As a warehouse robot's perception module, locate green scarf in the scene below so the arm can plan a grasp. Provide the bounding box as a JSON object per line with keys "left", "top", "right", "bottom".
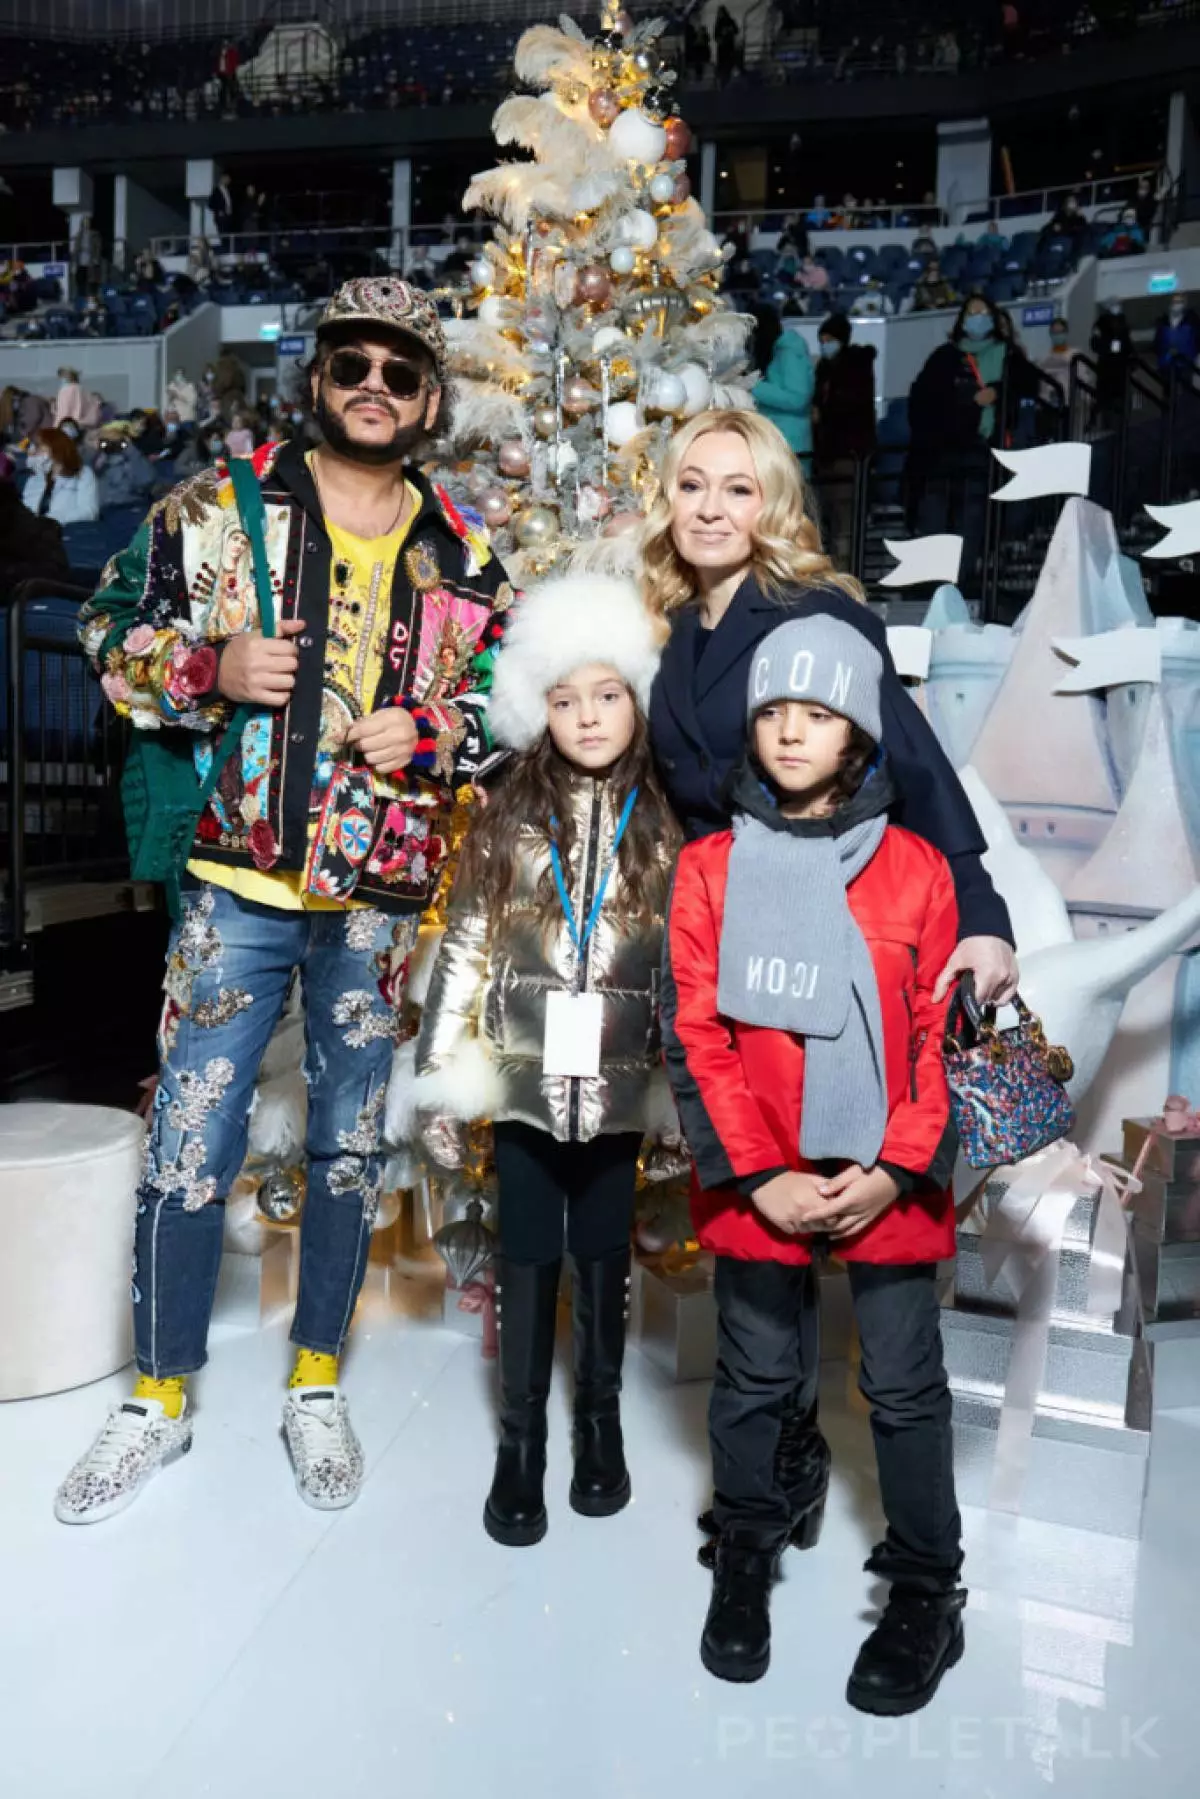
{"left": 957, "top": 334, "right": 1007, "bottom": 440}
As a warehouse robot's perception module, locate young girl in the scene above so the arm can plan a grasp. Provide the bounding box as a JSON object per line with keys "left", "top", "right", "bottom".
{"left": 412, "top": 574, "right": 680, "bottom": 1547}
{"left": 662, "top": 613, "right": 965, "bottom": 1713}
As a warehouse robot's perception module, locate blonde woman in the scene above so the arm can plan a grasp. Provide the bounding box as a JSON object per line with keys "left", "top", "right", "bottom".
{"left": 645, "top": 409, "right": 1017, "bottom": 1568}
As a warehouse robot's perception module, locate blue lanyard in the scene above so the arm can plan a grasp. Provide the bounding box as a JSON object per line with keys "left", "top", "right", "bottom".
{"left": 549, "top": 787, "right": 638, "bottom": 964}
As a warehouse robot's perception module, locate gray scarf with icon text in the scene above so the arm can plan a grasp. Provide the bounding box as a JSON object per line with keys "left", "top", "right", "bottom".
{"left": 717, "top": 809, "right": 889, "bottom": 1168}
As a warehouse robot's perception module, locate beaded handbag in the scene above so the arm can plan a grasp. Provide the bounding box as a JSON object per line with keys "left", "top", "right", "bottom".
{"left": 943, "top": 975, "right": 1075, "bottom": 1169}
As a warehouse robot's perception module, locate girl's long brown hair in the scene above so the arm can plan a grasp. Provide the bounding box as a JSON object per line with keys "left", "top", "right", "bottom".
{"left": 454, "top": 705, "right": 680, "bottom": 939}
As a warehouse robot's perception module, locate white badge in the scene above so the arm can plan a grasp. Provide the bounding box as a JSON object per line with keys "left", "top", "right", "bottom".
{"left": 543, "top": 990, "right": 603, "bottom": 1078}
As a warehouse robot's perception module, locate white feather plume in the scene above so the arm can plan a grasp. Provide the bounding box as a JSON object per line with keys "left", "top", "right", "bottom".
{"left": 447, "top": 380, "right": 529, "bottom": 446}
{"left": 685, "top": 309, "right": 754, "bottom": 371}
{"left": 564, "top": 531, "right": 646, "bottom": 581}
{"left": 463, "top": 163, "right": 577, "bottom": 232}
{"left": 491, "top": 95, "right": 601, "bottom": 174}
{"left": 513, "top": 23, "right": 593, "bottom": 88}
{"left": 384, "top": 1038, "right": 421, "bottom": 1150}
{"left": 247, "top": 1071, "right": 307, "bottom": 1161}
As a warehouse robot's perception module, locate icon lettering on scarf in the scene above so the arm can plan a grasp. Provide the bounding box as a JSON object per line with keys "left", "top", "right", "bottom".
{"left": 747, "top": 956, "right": 820, "bottom": 999}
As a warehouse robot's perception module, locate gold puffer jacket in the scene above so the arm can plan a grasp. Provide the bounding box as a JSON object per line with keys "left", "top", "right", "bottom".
{"left": 414, "top": 775, "right": 677, "bottom": 1143}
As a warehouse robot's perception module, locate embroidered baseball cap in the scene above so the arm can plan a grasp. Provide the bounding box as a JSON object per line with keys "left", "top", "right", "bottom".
{"left": 316, "top": 277, "right": 447, "bottom": 379}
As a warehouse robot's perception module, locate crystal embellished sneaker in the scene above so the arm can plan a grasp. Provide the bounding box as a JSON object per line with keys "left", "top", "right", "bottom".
{"left": 281, "top": 1387, "right": 364, "bottom": 1511}
{"left": 54, "top": 1397, "right": 194, "bottom": 1525}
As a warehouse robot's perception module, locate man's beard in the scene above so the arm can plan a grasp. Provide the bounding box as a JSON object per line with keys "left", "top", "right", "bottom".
{"left": 314, "top": 390, "right": 428, "bottom": 467}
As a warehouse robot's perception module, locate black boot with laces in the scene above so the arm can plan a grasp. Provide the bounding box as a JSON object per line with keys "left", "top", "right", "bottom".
{"left": 700, "top": 1525, "right": 788, "bottom": 1684}
{"left": 846, "top": 1585, "right": 967, "bottom": 1716}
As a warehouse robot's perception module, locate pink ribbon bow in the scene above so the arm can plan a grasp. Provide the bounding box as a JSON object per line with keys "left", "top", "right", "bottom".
{"left": 454, "top": 1269, "right": 498, "bottom": 1360}
{"left": 1130, "top": 1094, "right": 1200, "bottom": 1184}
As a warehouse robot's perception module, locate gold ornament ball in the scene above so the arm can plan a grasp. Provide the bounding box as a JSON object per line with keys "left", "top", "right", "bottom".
{"left": 533, "top": 403, "right": 558, "bottom": 438}
{"left": 497, "top": 439, "right": 531, "bottom": 478}
{"left": 480, "top": 488, "right": 511, "bottom": 527}
{"left": 562, "top": 376, "right": 598, "bottom": 415}
{"left": 587, "top": 88, "right": 621, "bottom": 128}
{"left": 514, "top": 505, "right": 559, "bottom": 548}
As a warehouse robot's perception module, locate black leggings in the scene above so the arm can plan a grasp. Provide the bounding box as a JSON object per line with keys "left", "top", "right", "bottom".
{"left": 492, "top": 1120, "right": 642, "bottom": 1266}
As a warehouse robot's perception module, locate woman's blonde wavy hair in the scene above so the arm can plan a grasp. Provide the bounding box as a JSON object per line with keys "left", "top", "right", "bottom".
{"left": 640, "top": 408, "right": 866, "bottom": 618}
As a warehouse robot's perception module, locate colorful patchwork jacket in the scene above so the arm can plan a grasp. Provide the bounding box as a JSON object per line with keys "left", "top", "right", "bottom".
{"left": 78, "top": 439, "right": 513, "bottom": 915}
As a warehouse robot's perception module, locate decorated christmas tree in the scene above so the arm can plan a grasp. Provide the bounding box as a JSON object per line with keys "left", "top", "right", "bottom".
{"left": 429, "top": 4, "right": 754, "bottom": 580}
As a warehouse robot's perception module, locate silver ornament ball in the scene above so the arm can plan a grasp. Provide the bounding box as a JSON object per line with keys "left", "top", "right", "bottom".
{"left": 257, "top": 1165, "right": 306, "bottom": 1223}
{"left": 514, "top": 506, "right": 559, "bottom": 548}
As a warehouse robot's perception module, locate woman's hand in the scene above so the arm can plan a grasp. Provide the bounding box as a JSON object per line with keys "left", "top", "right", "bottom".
{"left": 803, "top": 1164, "right": 900, "bottom": 1241}
{"left": 933, "top": 935, "right": 1019, "bottom": 1006}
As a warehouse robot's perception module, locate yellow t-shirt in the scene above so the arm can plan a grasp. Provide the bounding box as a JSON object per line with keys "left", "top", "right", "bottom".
{"left": 188, "top": 482, "right": 420, "bottom": 910}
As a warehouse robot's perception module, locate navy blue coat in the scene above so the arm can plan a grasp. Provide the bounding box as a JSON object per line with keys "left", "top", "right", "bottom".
{"left": 648, "top": 576, "right": 1014, "bottom": 945}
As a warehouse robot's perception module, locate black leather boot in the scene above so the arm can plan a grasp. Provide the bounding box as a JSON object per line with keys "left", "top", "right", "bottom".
{"left": 846, "top": 1585, "right": 968, "bottom": 1716}
{"left": 483, "top": 1259, "right": 560, "bottom": 1547}
{"left": 569, "top": 1246, "right": 632, "bottom": 1517}
{"left": 700, "top": 1525, "right": 788, "bottom": 1684}
{"left": 697, "top": 1392, "right": 830, "bottom": 1568}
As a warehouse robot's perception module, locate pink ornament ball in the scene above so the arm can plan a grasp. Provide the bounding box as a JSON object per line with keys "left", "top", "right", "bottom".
{"left": 480, "top": 488, "right": 511, "bottom": 528}
{"left": 576, "top": 265, "right": 613, "bottom": 307}
{"left": 663, "top": 117, "right": 692, "bottom": 161}
{"left": 497, "top": 439, "right": 531, "bottom": 478}
{"left": 672, "top": 173, "right": 692, "bottom": 205}
{"left": 588, "top": 89, "right": 621, "bottom": 129}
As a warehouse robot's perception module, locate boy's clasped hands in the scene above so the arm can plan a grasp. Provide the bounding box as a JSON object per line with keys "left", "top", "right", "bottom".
{"left": 753, "top": 1165, "right": 902, "bottom": 1242}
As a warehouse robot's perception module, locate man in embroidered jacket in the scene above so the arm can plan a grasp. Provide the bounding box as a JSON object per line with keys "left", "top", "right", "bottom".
{"left": 57, "top": 280, "right": 512, "bottom": 1524}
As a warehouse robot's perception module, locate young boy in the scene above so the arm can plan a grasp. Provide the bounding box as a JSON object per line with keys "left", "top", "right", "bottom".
{"left": 662, "top": 614, "right": 966, "bottom": 1713}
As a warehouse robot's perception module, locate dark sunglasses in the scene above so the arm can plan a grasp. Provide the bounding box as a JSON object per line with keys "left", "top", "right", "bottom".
{"left": 326, "top": 348, "right": 426, "bottom": 400}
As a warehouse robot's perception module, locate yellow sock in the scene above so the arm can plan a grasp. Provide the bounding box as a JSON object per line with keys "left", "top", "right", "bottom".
{"left": 132, "top": 1374, "right": 187, "bottom": 1419}
{"left": 290, "top": 1349, "right": 339, "bottom": 1390}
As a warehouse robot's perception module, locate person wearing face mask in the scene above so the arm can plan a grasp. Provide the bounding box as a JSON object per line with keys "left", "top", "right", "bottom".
{"left": 751, "top": 327, "right": 815, "bottom": 471}
{"left": 1090, "top": 301, "right": 1135, "bottom": 426}
{"left": 21, "top": 425, "right": 100, "bottom": 525}
{"left": 1154, "top": 294, "right": 1200, "bottom": 379}
{"left": 912, "top": 259, "right": 958, "bottom": 313}
{"left": 1038, "top": 317, "right": 1079, "bottom": 396}
{"left": 811, "top": 313, "right": 878, "bottom": 567}
{"left": 906, "top": 295, "right": 1038, "bottom": 579}
{"left": 1099, "top": 209, "right": 1146, "bottom": 259}
{"left": 1042, "top": 191, "right": 1087, "bottom": 250}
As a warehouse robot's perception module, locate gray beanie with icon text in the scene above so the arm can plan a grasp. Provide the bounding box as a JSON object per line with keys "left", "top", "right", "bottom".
{"left": 747, "top": 614, "right": 884, "bottom": 744}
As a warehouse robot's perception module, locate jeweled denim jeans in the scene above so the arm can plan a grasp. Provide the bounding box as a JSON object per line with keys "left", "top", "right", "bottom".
{"left": 133, "top": 878, "right": 416, "bottom": 1377}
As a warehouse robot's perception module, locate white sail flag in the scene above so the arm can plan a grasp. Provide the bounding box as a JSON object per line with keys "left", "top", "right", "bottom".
{"left": 991, "top": 442, "right": 1092, "bottom": 502}
{"left": 887, "top": 625, "right": 933, "bottom": 681}
{"left": 880, "top": 535, "right": 963, "bottom": 587}
{"left": 1052, "top": 629, "right": 1162, "bottom": 691}
{"left": 1143, "top": 500, "right": 1200, "bottom": 560}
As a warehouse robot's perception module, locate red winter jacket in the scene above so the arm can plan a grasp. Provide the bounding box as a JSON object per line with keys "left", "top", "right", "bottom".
{"left": 662, "top": 807, "right": 959, "bottom": 1267}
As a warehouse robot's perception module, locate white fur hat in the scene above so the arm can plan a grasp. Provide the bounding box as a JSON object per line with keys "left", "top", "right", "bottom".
{"left": 487, "top": 573, "right": 663, "bottom": 753}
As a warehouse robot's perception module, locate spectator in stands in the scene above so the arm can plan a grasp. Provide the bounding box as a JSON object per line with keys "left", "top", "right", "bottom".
{"left": 135, "top": 247, "right": 166, "bottom": 289}
{"left": 186, "top": 237, "right": 215, "bottom": 288}
{"left": 849, "top": 280, "right": 894, "bottom": 318}
{"left": 811, "top": 311, "right": 877, "bottom": 565}
{"left": 906, "top": 293, "right": 1039, "bottom": 577}
{"left": 796, "top": 255, "right": 830, "bottom": 300}
{"left": 0, "top": 385, "right": 52, "bottom": 444}
{"left": 153, "top": 407, "right": 188, "bottom": 461}
{"left": 807, "top": 195, "right": 831, "bottom": 229}
{"left": 1135, "top": 175, "right": 1158, "bottom": 245}
{"left": 441, "top": 234, "right": 476, "bottom": 279}
{"left": 54, "top": 367, "right": 101, "bottom": 429}
{"left": 0, "top": 449, "right": 69, "bottom": 600}
{"left": 95, "top": 431, "right": 156, "bottom": 507}
{"left": 778, "top": 215, "right": 810, "bottom": 260}
{"left": 217, "top": 37, "right": 240, "bottom": 111}
{"left": 2, "top": 260, "right": 37, "bottom": 316}
{"left": 1042, "top": 192, "right": 1088, "bottom": 250}
{"left": 1090, "top": 301, "right": 1135, "bottom": 425}
{"left": 978, "top": 217, "right": 1008, "bottom": 253}
{"left": 751, "top": 327, "right": 814, "bottom": 471}
{"left": 78, "top": 293, "right": 110, "bottom": 338}
{"left": 167, "top": 368, "right": 199, "bottom": 422}
{"left": 210, "top": 171, "right": 238, "bottom": 241}
{"left": 912, "top": 228, "right": 939, "bottom": 260}
{"left": 22, "top": 425, "right": 100, "bottom": 525}
{"left": 1154, "top": 293, "right": 1200, "bottom": 378}
{"left": 714, "top": 7, "right": 741, "bottom": 84}
{"left": 685, "top": 18, "right": 712, "bottom": 81}
{"left": 71, "top": 211, "right": 101, "bottom": 295}
{"left": 130, "top": 407, "right": 166, "bottom": 457}
{"left": 225, "top": 409, "right": 257, "bottom": 457}
{"left": 913, "top": 259, "right": 959, "bottom": 312}
{"left": 1039, "top": 316, "right": 1080, "bottom": 394}
{"left": 1098, "top": 208, "right": 1146, "bottom": 258}
{"left": 213, "top": 349, "right": 248, "bottom": 422}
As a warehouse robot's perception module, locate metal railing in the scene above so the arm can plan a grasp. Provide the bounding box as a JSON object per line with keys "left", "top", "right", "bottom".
{"left": 2, "top": 582, "right": 131, "bottom": 961}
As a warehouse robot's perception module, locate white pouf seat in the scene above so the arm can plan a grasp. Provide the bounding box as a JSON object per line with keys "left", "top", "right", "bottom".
{"left": 0, "top": 1102, "right": 143, "bottom": 1400}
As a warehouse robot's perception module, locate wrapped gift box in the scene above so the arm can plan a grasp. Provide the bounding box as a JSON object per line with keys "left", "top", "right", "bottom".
{"left": 953, "top": 1179, "right": 1118, "bottom": 1323}
{"left": 1122, "top": 1118, "right": 1200, "bottom": 1187}
{"left": 1129, "top": 1229, "right": 1200, "bottom": 1322}
{"left": 940, "top": 1301, "right": 1148, "bottom": 1425}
